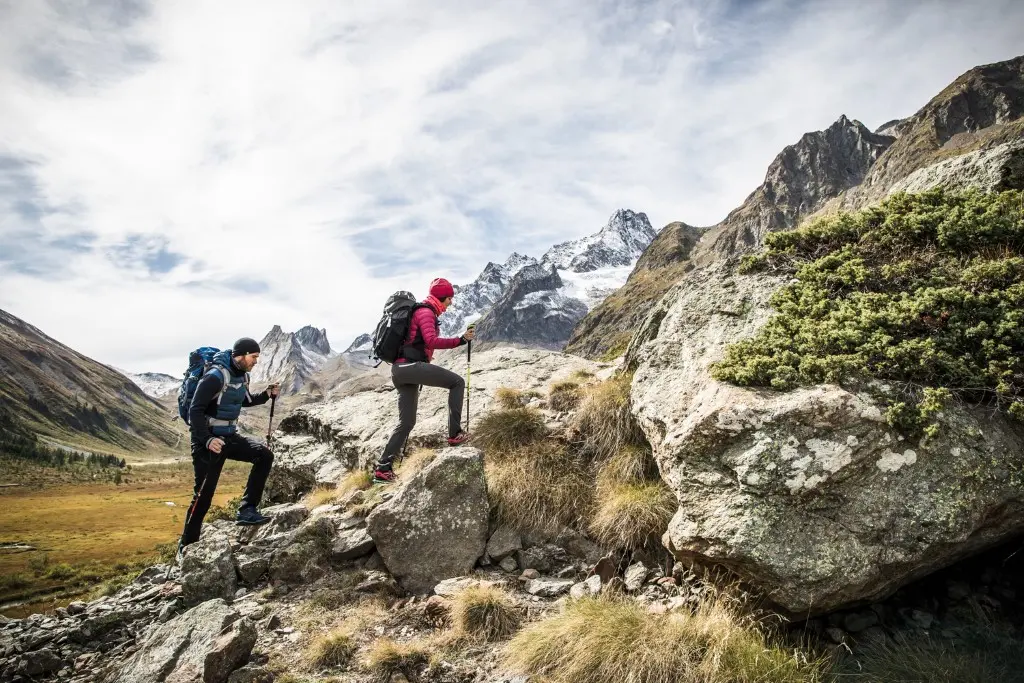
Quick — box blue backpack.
[177,347,220,423]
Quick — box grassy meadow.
[0,458,248,618]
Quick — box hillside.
[0,308,182,458]
[567,55,1024,359]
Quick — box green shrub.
[714,189,1024,433]
[45,563,77,581]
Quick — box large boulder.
[630,261,1024,615]
[112,599,255,683]
[180,533,237,607]
[367,448,489,593]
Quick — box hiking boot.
[373,468,397,485]
[236,506,272,526]
[175,541,185,565]
[447,431,471,446]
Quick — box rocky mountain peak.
[295,326,331,356]
[343,333,373,355]
[251,325,336,394]
[542,209,657,273]
[701,113,895,258]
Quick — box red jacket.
[398,305,462,363]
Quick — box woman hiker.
[373,277,475,484]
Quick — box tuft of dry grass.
[570,369,596,381]
[364,637,433,681]
[494,387,525,410]
[451,585,522,642]
[474,407,547,453]
[600,445,658,484]
[504,595,829,683]
[396,448,437,478]
[589,480,676,552]
[486,441,594,534]
[549,381,583,412]
[571,374,647,461]
[305,485,339,510]
[337,469,373,498]
[837,623,1024,683]
[306,628,357,669]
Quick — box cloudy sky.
[0,0,1021,375]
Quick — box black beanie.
[232,337,261,356]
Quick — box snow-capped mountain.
[439,252,536,337]
[250,325,337,394]
[474,209,658,348]
[346,209,658,354]
[112,369,179,398]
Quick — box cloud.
[1,0,1022,374]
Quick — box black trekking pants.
[377,361,464,470]
[180,433,274,546]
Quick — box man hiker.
[373,278,475,484]
[178,337,280,559]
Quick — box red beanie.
[429,278,455,299]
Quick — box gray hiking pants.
[377,361,465,469]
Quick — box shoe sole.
[235,518,272,526]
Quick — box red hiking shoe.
[373,469,396,485]
[447,431,471,446]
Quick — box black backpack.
[371,292,426,365]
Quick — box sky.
[0,0,1022,375]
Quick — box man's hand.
[463,327,476,342]
[266,383,280,398]
[208,437,225,454]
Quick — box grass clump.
[713,189,1024,434]
[487,441,594,534]
[396,448,437,478]
[549,381,583,412]
[494,387,525,410]
[306,628,357,668]
[505,595,828,683]
[337,469,373,497]
[836,624,1024,682]
[602,445,658,483]
[364,638,432,681]
[451,585,522,642]
[590,480,676,552]
[474,407,547,452]
[571,374,647,461]
[305,485,339,510]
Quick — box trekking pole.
[466,323,475,433]
[266,395,277,447]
